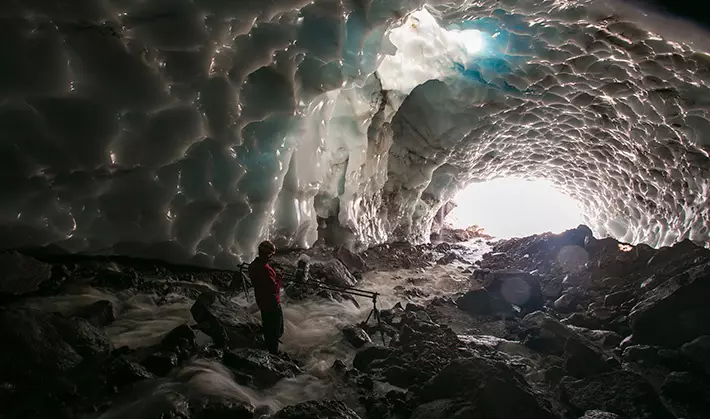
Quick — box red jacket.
[248,257,282,312]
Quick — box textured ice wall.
[381,2,710,247]
[0,0,709,267]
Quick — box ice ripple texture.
[0,0,709,267]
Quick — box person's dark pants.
[261,305,284,354]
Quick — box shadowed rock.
[560,371,674,419]
[343,325,372,348]
[519,311,612,377]
[681,335,710,375]
[190,291,259,348]
[273,400,360,419]
[630,262,710,348]
[222,348,301,389]
[0,252,52,296]
[418,357,559,419]
[660,371,710,419]
[579,411,621,419]
[189,396,254,419]
[73,300,116,327]
[309,259,358,288]
[0,308,83,380]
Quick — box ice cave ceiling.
[0,0,709,267]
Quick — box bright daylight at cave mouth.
[446,178,585,239]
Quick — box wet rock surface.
[1,226,709,418]
[0,251,52,296]
[273,400,361,419]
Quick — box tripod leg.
[375,310,386,346]
[364,309,374,324]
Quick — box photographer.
[248,240,284,355]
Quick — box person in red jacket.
[248,240,284,354]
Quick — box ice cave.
[1,0,709,268]
[2,1,710,419]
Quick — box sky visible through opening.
[446,178,585,238]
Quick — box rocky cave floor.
[1,226,710,419]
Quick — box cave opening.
[445,177,585,239]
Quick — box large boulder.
[629,262,710,348]
[560,371,674,419]
[481,269,544,312]
[103,356,155,389]
[567,326,623,350]
[273,400,360,419]
[309,259,357,288]
[353,346,396,371]
[222,348,301,389]
[681,335,710,375]
[0,307,112,373]
[51,316,113,358]
[0,308,83,381]
[579,411,621,419]
[141,351,179,376]
[161,324,197,352]
[519,312,612,377]
[72,300,116,327]
[190,291,260,348]
[335,246,366,274]
[0,252,52,296]
[189,396,254,419]
[343,325,372,348]
[456,288,512,316]
[660,371,710,419]
[411,399,476,419]
[418,357,558,419]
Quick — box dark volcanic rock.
[309,259,358,288]
[629,262,710,348]
[93,269,138,290]
[410,399,476,419]
[579,411,621,419]
[560,371,673,419]
[51,316,113,358]
[622,344,659,365]
[335,246,366,274]
[436,252,460,265]
[273,400,360,419]
[190,396,254,419]
[0,308,83,380]
[353,346,396,372]
[162,324,197,352]
[660,371,710,419]
[553,292,579,313]
[563,338,613,378]
[73,300,116,327]
[418,357,558,419]
[519,312,612,378]
[568,327,623,350]
[603,290,632,307]
[481,269,544,313]
[456,288,512,315]
[222,348,301,389]
[142,351,179,376]
[343,325,372,348]
[681,335,710,374]
[0,251,52,295]
[190,291,259,348]
[104,356,154,389]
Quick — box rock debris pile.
[1,226,709,419]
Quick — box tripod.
[237,261,388,346]
[363,293,387,345]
